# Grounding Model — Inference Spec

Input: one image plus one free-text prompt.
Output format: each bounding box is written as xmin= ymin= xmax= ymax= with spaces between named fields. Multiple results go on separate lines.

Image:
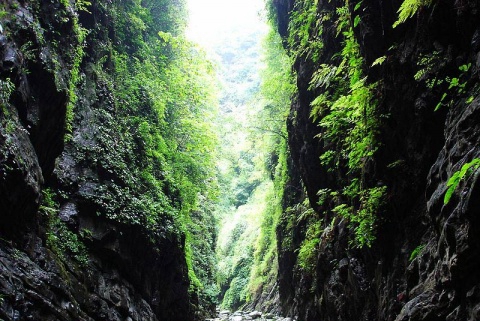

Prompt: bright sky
xmin=186 ymin=0 xmax=267 ymax=47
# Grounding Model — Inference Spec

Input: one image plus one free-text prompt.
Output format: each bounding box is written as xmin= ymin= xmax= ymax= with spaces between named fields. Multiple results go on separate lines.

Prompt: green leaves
xmin=331 ymin=187 xmax=387 ymax=247
xmin=459 ymin=63 xmax=472 ymax=73
xmin=305 ymin=3 xmax=386 ymax=247
xmin=288 ymin=0 xmax=324 ymax=62
xmin=353 ymin=15 xmax=361 ymax=28
xmin=434 ymin=63 xmax=471 ymax=111
xmin=409 ymin=244 xmax=425 ymax=262
xmin=434 ymin=92 xmax=448 ymax=111
xmin=393 ymin=0 xmax=433 ymax=28
xmin=371 ymin=56 xmax=386 ymax=67
xmin=40 ymin=189 xmax=89 ymax=266
xmin=0 ymin=78 xmax=14 ymax=106
xmin=444 ymin=158 xmax=480 ymax=204
xmin=297 ymin=221 xmax=322 ymax=272
xmin=215 ymin=26 xmax=293 ymax=309
xmin=74 ymin=0 xmax=91 ymax=13
xmin=81 ymin=0 xmax=221 ymax=298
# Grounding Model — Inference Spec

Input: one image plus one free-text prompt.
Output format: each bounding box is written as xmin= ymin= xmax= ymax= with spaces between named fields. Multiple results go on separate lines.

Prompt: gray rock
xmin=219 ymin=310 xmax=230 ymax=320
xmin=248 ymin=311 xmax=262 ymax=319
xmin=59 ymin=202 xmax=78 ymax=225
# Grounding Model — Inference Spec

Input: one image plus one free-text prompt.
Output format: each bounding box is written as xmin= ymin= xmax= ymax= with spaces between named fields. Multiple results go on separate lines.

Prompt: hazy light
xmin=186 ymin=0 xmax=267 ymax=47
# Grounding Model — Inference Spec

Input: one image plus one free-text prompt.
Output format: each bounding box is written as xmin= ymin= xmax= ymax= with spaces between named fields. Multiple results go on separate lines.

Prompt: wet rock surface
xmin=0 ymin=212 xmax=191 ymax=321
xmin=0 ymin=239 xmax=159 ymax=321
xmin=206 ymin=309 xmax=295 ymax=321
xmin=1 ymin=0 xmax=480 ymax=320
xmin=273 ymin=0 xmax=480 ymax=320
xmin=0 ymin=1 xmax=193 ymax=320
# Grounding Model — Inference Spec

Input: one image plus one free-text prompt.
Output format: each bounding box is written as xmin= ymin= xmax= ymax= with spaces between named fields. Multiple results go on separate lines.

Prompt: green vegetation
xmin=444 ymin=158 xmax=480 ymax=204
xmin=219 ymin=0 xmax=390 ymax=308
xmin=40 ymin=189 xmax=89 ymax=266
xmin=81 ymin=0 xmax=220 ymax=307
xmin=288 ymin=1 xmax=386 ymax=247
xmin=287 ymin=0 xmax=323 ymax=62
xmin=297 ymin=211 xmax=322 ymax=272
xmin=0 ymin=78 xmax=14 ymax=107
xmin=247 ymin=29 xmax=294 ymax=295
xmin=434 ymin=64 xmax=472 ymax=111
xmin=409 ymin=244 xmax=425 ymax=262
xmin=217 ymin=185 xmax=266 ymax=309
xmin=393 ymin=0 xmax=433 ymax=28
xmin=413 ymin=51 xmax=475 ymax=112
xmin=248 ymin=140 xmax=288 ymax=301
xmin=211 ymin=24 xmax=267 ymax=310
xmin=0 ymin=0 xmax=220 ymax=311
xmin=212 ymin=17 xmax=294 ymax=309
xmin=8 ymin=0 xmax=458 ymax=315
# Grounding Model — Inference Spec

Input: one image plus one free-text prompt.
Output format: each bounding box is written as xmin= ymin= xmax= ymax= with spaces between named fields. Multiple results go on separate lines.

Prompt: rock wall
xmin=274 ymin=0 xmax=480 ymax=320
xmin=0 ymin=1 xmax=193 ymax=320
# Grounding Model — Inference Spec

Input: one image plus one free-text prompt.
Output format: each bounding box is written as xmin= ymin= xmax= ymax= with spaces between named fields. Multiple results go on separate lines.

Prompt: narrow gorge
xmin=0 ymin=0 xmax=479 ymax=320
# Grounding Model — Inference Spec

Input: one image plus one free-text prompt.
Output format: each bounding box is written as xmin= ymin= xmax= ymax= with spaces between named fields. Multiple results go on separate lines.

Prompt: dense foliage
xmin=286 ymin=0 xmax=387 ymax=248
xmin=213 ymin=18 xmax=294 ymax=309
xmin=213 ymin=26 xmax=268 ymax=310
xmin=219 ymin=0 xmax=392 ymax=303
xmin=0 ymin=0 xmax=220 ymax=315
xmin=78 ymin=0 xmax=221 ymax=312
xmin=3 ymin=0 xmax=480 ymax=319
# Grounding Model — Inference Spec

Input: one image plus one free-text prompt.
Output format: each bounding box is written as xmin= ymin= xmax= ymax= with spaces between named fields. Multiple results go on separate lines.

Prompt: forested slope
xmin=269 ymin=0 xmax=480 ymax=320
xmin=0 ymin=0 xmax=218 ymax=320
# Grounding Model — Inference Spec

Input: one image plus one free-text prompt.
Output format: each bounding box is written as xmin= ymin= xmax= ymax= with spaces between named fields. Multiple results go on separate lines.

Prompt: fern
xmin=307 ymin=3 xmax=385 ymax=248
xmin=310 ymin=94 xmax=329 ymax=122
xmin=75 ymin=0 xmax=91 ymax=12
xmin=308 ymin=64 xmax=338 ymax=91
xmin=393 ymin=0 xmax=433 ymax=28
xmin=371 ymin=56 xmax=386 ymax=67
xmin=409 ymin=244 xmax=425 ymax=261
xmin=444 ymin=158 xmax=480 ymax=204
xmin=0 ymin=78 xmax=15 ymax=106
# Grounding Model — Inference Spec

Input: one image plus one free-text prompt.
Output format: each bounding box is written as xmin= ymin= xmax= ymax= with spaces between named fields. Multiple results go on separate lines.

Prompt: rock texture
xmin=0 ymin=1 xmax=193 ymax=320
xmin=0 ymin=0 xmax=68 ymax=240
xmin=208 ymin=309 xmax=294 ymax=321
xmin=273 ymin=0 xmax=480 ymax=320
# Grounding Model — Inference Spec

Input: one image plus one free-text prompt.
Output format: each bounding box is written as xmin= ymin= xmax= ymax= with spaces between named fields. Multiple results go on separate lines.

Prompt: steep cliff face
xmin=274 ymin=0 xmax=480 ymax=320
xmin=0 ymin=1 xmax=196 ymax=320
xmin=0 ymin=0 xmax=71 ymax=241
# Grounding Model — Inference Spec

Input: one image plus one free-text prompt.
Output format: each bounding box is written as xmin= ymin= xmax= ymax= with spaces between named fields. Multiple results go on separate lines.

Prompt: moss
xmin=40 ymin=189 xmax=89 ymax=266
xmin=297 ymin=217 xmax=322 ymax=272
